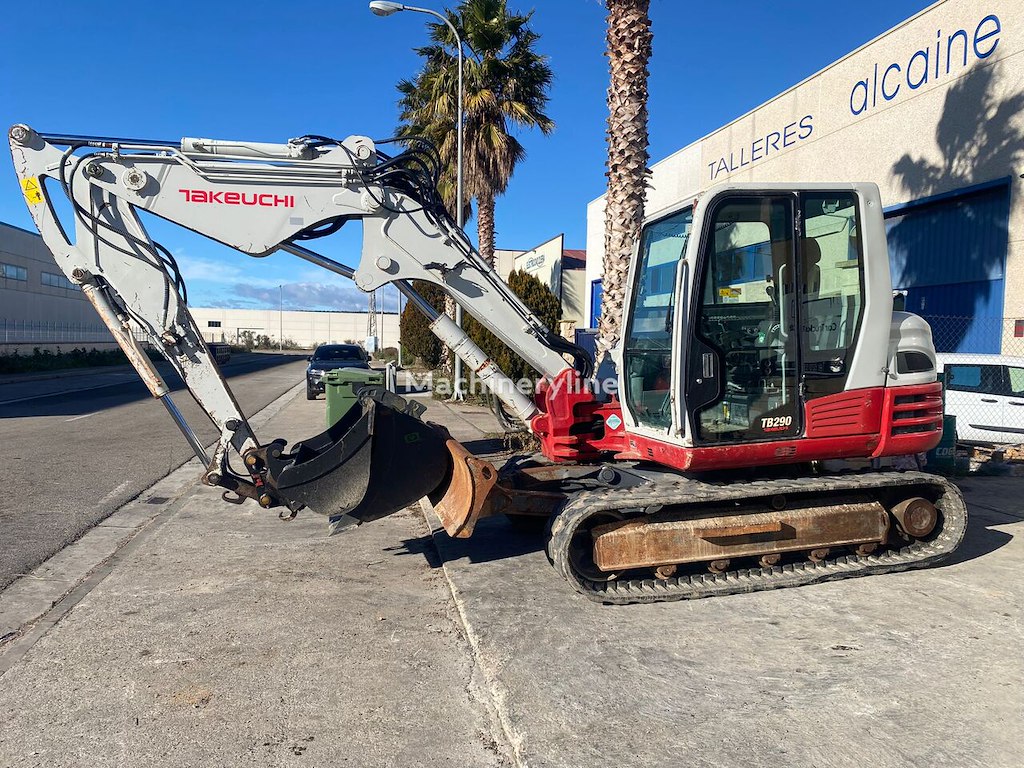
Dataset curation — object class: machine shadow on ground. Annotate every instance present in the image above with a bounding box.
[941,497,1018,567]
[395,514,546,569]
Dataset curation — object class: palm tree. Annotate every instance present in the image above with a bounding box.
[597,0,652,360]
[396,0,554,265]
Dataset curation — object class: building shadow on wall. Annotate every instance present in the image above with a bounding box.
[887,64,1023,352]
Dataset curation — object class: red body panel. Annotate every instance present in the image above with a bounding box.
[533,374,943,473]
[531,371,626,461]
[804,388,883,437]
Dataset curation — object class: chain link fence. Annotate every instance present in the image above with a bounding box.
[926,315,1024,453]
[0,318,154,349]
[926,315,1024,358]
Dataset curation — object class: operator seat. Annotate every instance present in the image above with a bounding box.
[801,237,821,295]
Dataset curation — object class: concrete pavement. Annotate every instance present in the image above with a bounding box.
[0,389,1021,767]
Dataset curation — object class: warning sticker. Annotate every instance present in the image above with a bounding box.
[718,287,741,298]
[20,177,43,205]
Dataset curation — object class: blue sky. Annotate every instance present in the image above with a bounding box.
[0,0,932,310]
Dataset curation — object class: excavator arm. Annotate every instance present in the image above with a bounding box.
[9,124,586,528]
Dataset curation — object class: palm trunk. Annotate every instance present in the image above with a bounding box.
[476,187,497,267]
[598,0,652,361]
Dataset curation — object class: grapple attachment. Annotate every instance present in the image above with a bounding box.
[265,388,451,529]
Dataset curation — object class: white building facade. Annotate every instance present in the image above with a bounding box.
[495,234,588,333]
[586,0,1023,354]
[189,307,399,349]
[1,221,398,353]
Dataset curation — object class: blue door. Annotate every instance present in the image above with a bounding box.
[589,279,603,329]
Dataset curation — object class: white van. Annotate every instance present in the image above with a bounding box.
[936,353,1024,444]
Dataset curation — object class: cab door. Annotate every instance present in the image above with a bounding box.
[797,192,867,399]
[686,193,801,443]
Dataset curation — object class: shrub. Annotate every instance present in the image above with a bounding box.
[400,280,446,368]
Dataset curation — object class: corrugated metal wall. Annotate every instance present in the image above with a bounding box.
[885,181,1011,353]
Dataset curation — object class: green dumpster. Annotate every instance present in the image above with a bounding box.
[926,414,958,471]
[324,368,384,427]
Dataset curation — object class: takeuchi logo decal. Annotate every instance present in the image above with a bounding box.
[179,189,295,207]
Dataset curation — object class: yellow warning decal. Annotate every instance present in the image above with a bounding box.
[21,177,43,205]
[718,287,741,298]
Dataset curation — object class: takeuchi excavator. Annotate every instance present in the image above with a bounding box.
[9,125,967,604]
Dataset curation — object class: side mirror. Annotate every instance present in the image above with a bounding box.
[306,356,312,362]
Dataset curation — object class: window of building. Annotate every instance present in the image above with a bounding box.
[41,271,79,290]
[1,262,28,281]
[208,321,222,328]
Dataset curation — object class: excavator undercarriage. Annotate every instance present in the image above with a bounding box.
[416,398,967,603]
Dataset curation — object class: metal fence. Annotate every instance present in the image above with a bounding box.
[1,318,115,344]
[927,315,1023,358]
[926,315,1024,449]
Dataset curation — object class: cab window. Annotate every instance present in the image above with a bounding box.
[690,195,800,443]
[799,193,864,395]
[623,207,692,430]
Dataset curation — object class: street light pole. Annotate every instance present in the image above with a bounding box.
[369,0,465,399]
[278,285,283,351]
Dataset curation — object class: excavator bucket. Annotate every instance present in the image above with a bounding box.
[265,388,451,529]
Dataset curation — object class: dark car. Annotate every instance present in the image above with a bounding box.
[306,344,371,399]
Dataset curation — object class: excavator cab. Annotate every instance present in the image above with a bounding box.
[622,184,885,456]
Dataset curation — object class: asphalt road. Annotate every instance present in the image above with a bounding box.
[0,353,311,591]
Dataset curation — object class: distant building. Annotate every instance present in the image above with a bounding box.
[1,222,114,352]
[1,220,398,353]
[190,307,399,349]
[494,234,587,336]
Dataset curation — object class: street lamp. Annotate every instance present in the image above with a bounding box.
[278,285,283,351]
[369,0,465,399]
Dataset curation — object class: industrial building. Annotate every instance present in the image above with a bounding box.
[1,220,397,353]
[0,222,114,353]
[190,306,398,349]
[586,0,1023,353]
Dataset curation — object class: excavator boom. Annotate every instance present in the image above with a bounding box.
[8,125,587,527]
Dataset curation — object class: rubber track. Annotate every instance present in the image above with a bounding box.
[547,471,968,605]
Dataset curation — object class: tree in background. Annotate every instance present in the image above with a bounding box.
[399,280,447,368]
[463,269,560,384]
[396,0,554,265]
[597,0,652,360]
